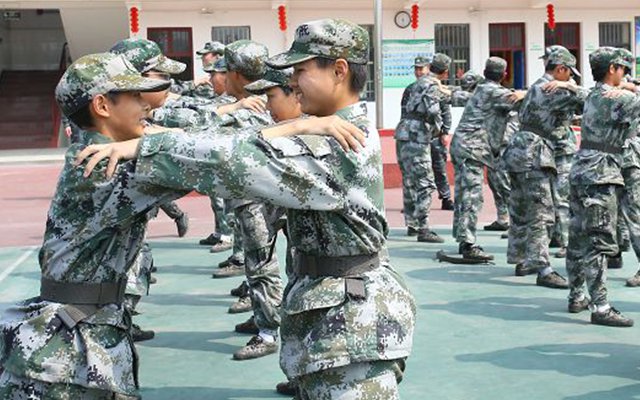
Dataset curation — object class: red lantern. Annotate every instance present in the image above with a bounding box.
[411,4,419,31]
[129,6,139,34]
[278,5,287,32]
[546,3,555,31]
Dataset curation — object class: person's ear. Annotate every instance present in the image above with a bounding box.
[334,59,349,83]
[91,94,110,119]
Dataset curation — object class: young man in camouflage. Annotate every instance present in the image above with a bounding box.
[450,57,524,261]
[450,70,483,107]
[566,47,640,327]
[170,40,225,98]
[503,46,585,289]
[78,18,415,399]
[395,53,452,243]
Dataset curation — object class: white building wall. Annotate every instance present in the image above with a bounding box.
[140,6,638,129]
[59,7,128,61]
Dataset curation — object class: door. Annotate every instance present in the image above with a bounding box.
[489,23,526,89]
[147,27,193,81]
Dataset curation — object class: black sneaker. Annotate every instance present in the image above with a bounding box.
[212,260,245,279]
[536,271,568,289]
[568,297,590,313]
[500,233,508,239]
[459,242,494,261]
[483,221,509,231]
[175,213,189,238]
[591,307,634,327]
[548,236,563,248]
[217,256,243,269]
[233,335,277,360]
[441,198,454,211]
[230,281,250,297]
[514,263,536,276]
[608,254,623,269]
[276,381,297,396]
[417,229,444,243]
[626,271,640,287]
[407,227,419,237]
[199,233,221,246]
[235,316,259,334]
[131,324,155,342]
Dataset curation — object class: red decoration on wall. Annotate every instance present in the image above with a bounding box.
[546,3,555,31]
[129,6,140,34]
[411,4,419,30]
[278,5,287,32]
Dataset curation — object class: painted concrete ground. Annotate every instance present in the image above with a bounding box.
[1,162,640,399]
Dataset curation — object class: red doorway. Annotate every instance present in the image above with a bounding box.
[489,23,526,89]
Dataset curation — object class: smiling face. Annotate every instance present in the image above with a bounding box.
[93,91,149,141]
[289,59,339,117]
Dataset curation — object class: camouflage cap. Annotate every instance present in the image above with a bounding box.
[55,52,171,117]
[544,45,581,77]
[430,53,451,71]
[225,40,268,78]
[110,38,185,75]
[196,41,226,56]
[589,46,630,72]
[460,70,483,91]
[539,45,565,60]
[266,18,369,69]
[413,56,429,67]
[203,57,227,73]
[616,48,634,70]
[485,57,508,74]
[244,67,293,94]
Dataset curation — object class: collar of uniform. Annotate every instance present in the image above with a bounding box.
[82,130,114,145]
[335,101,367,120]
[542,73,554,82]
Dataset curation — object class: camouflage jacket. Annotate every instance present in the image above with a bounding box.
[504,74,586,173]
[572,84,640,186]
[152,94,236,129]
[170,79,216,99]
[394,74,451,143]
[450,80,517,167]
[134,102,416,378]
[449,86,474,107]
[0,131,186,395]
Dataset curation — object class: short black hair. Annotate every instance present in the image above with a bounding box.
[430,65,448,75]
[67,92,121,129]
[545,63,560,73]
[483,69,504,82]
[591,63,623,82]
[315,57,368,94]
[281,85,294,96]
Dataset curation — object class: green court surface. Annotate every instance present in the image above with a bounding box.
[1,228,640,400]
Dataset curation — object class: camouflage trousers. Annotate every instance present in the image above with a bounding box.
[236,202,285,331]
[210,196,232,236]
[159,200,184,221]
[486,156,510,224]
[396,140,435,230]
[296,360,403,400]
[452,158,484,244]
[0,371,139,400]
[621,166,640,261]
[431,138,452,201]
[566,184,621,306]
[507,170,554,269]
[550,154,573,247]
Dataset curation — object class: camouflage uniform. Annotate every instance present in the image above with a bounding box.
[504,47,585,279]
[0,53,173,399]
[170,41,225,98]
[450,58,518,249]
[394,54,451,238]
[487,110,517,227]
[136,19,415,398]
[567,48,640,312]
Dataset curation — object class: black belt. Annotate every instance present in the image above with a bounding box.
[581,140,623,155]
[40,277,127,306]
[294,252,380,278]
